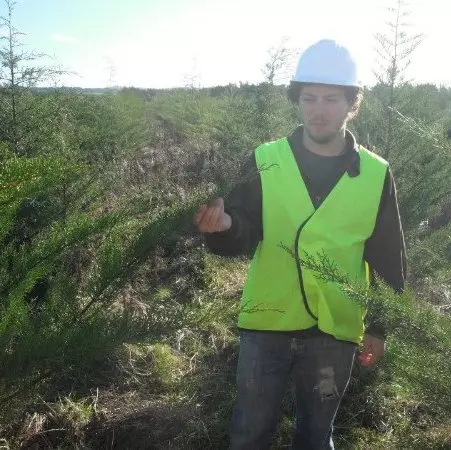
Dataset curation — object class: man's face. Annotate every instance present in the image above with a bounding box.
[298,84,353,144]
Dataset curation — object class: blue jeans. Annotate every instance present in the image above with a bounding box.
[229,331,356,450]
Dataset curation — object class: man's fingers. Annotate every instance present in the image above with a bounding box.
[194,198,226,232]
[207,198,225,231]
[212,197,224,209]
[208,206,222,231]
[202,206,220,231]
[193,204,208,225]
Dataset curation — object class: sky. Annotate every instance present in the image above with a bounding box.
[1,0,450,89]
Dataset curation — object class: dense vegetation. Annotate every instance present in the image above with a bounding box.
[1,0,451,446]
[0,80,450,449]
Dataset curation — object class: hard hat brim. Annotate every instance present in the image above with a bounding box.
[292,76,362,88]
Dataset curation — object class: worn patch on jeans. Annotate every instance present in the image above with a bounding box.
[313,366,339,401]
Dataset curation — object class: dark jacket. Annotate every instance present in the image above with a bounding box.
[205,125,407,339]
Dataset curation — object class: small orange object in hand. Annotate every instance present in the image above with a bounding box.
[357,351,373,367]
[358,334,385,368]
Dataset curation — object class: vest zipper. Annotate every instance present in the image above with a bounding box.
[294,213,318,321]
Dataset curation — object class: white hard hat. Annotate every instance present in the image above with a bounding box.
[293,39,362,87]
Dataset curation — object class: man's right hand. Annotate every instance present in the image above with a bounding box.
[193,197,232,233]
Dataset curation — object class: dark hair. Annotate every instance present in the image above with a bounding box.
[287,81,363,116]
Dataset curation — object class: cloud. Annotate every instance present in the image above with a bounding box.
[51,33,77,43]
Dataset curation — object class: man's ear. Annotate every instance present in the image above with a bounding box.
[347,93,363,120]
[347,104,360,121]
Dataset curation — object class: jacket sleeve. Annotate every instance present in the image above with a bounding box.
[364,167,407,338]
[204,154,263,257]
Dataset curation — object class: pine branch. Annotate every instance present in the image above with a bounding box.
[278,243,370,307]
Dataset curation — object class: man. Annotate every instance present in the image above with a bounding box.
[193,39,407,449]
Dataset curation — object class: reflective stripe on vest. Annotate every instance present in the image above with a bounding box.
[238,137,388,343]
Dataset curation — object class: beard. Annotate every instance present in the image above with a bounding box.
[305,126,338,145]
